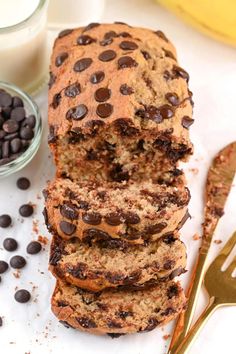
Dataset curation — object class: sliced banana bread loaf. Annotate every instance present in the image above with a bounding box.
[48,23,193,182]
[43,175,190,245]
[52,279,186,334]
[49,233,186,291]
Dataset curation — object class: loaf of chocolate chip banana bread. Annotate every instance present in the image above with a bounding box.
[48,22,194,183]
[43,176,190,245]
[51,279,186,335]
[49,233,186,292]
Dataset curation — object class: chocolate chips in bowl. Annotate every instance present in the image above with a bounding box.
[0,81,42,177]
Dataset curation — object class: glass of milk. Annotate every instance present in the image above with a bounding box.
[0,0,49,94]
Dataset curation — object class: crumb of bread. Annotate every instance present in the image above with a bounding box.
[38,235,48,245]
[163,334,171,340]
[214,239,222,244]
[193,233,201,241]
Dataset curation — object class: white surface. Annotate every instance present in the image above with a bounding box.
[0,0,39,27]
[1,0,236,353]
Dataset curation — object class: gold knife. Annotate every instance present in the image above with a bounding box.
[168,141,236,353]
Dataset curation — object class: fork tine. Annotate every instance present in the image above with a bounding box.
[225,255,236,275]
[214,231,236,267]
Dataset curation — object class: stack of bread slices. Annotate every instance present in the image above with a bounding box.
[43,22,194,336]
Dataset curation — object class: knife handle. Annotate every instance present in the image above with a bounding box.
[168,252,208,353]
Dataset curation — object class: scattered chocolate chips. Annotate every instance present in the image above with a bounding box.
[165,92,180,106]
[0,214,12,228]
[154,30,169,42]
[16,177,30,190]
[94,88,111,102]
[3,119,19,133]
[119,41,138,50]
[83,228,110,241]
[123,212,140,224]
[163,49,176,60]
[19,204,34,217]
[82,212,102,225]
[104,31,117,39]
[58,29,73,38]
[117,311,133,319]
[64,82,81,98]
[77,35,96,45]
[118,56,138,69]
[0,261,9,274]
[167,284,179,299]
[114,118,138,137]
[48,71,56,88]
[98,50,117,62]
[26,241,42,255]
[163,260,175,270]
[76,316,97,328]
[48,125,57,144]
[3,238,18,252]
[104,212,123,226]
[120,84,134,95]
[172,65,189,82]
[136,106,162,123]
[96,103,113,118]
[0,92,12,107]
[144,317,159,331]
[14,289,31,303]
[100,38,113,46]
[52,93,61,109]
[159,104,174,119]
[66,104,88,120]
[55,52,68,67]
[182,116,194,129]
[74,58,92,72]
[119,32,131,38]
[145,222,167,235]
[19,126,34,140]
[59,221,76,235]
[141,50,151,60]
[60,203,78,220]
[10,255,26,269]
[11,107,25,122]
[90,71,105,84]
[82,23,100,32]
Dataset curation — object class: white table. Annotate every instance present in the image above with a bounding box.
[1,1,236,353]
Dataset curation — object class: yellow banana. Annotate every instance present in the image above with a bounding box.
[157,0,236,47]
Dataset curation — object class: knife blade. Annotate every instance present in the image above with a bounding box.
[168,141,236,354]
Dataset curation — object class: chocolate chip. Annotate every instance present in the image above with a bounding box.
[114,118,138,136]
[172,65,189,82]
[64,83,81,97]
[94,88,111,102]
[182,116,194,129]
[10,107,25,122]
[3,238,18,252]
[77,34,96,45]
[26,241,42,254]
[16,177,30,190]
[2,141,9,158]
[0,214,11,228]
[118,56,138,69]
[52,93,61,109]
[3,119,19,134]
[66,104,88,120]
[144,317,159,331]
[90,71,105,84]
[59,221,76,235]
[82,23,100,32]
[20,126,34,140]
[119,41,138,50]
[14,289,31,303]
[58,29,73,38]
[19,204,34,217]
[23,115,36,128]
[140,50,150,60]
[0,130,6,139]
[165,92,180,106]
[110,164,129,182]
[48,71,56,88]
[99,50,117,62]
[10,255,26,269]
[163,70,171,81]
[117,311,133,319]
[154,30,169,42]
[104,31,117,39]
[107,320,122,329]
[82,212,102,225]
[161,307,175,316]
[119,84,134,95]
[167,284,179,299]
[100,38,113,46]
[60,203,78,220]
[119,32,131,38]
[76,317,97,328]
[122,212,140,224]
[83,228,110,241]
[60,320,74,328]
[163,260,175,270]
[159,104,174,119]
[10,138,21,153]
[163,49,176,60]
[55,52,68,67]
[104,212,123,226]
[145,222,167,235]
[136,106,162,123]
[74,58,92,72]
[96,103,113,118]
[48,125,57,144]
[0,92,12,107]
[0,261,8,273]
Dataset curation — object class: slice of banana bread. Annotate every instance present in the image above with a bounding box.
[43,175,190,245]
[49,233,186,292]
[51,279,186,334]
[48,23,193,182]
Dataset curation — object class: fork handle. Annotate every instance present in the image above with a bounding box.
[173,297,219,354]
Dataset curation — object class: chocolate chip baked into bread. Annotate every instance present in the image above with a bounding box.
[49,233,186,292]
[43,176,190,245]
[52,279,186,335]
[48,22,194,182]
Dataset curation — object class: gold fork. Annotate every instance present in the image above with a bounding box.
[174,231,236,354]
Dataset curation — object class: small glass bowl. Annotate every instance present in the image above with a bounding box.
[0,81,42,178]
